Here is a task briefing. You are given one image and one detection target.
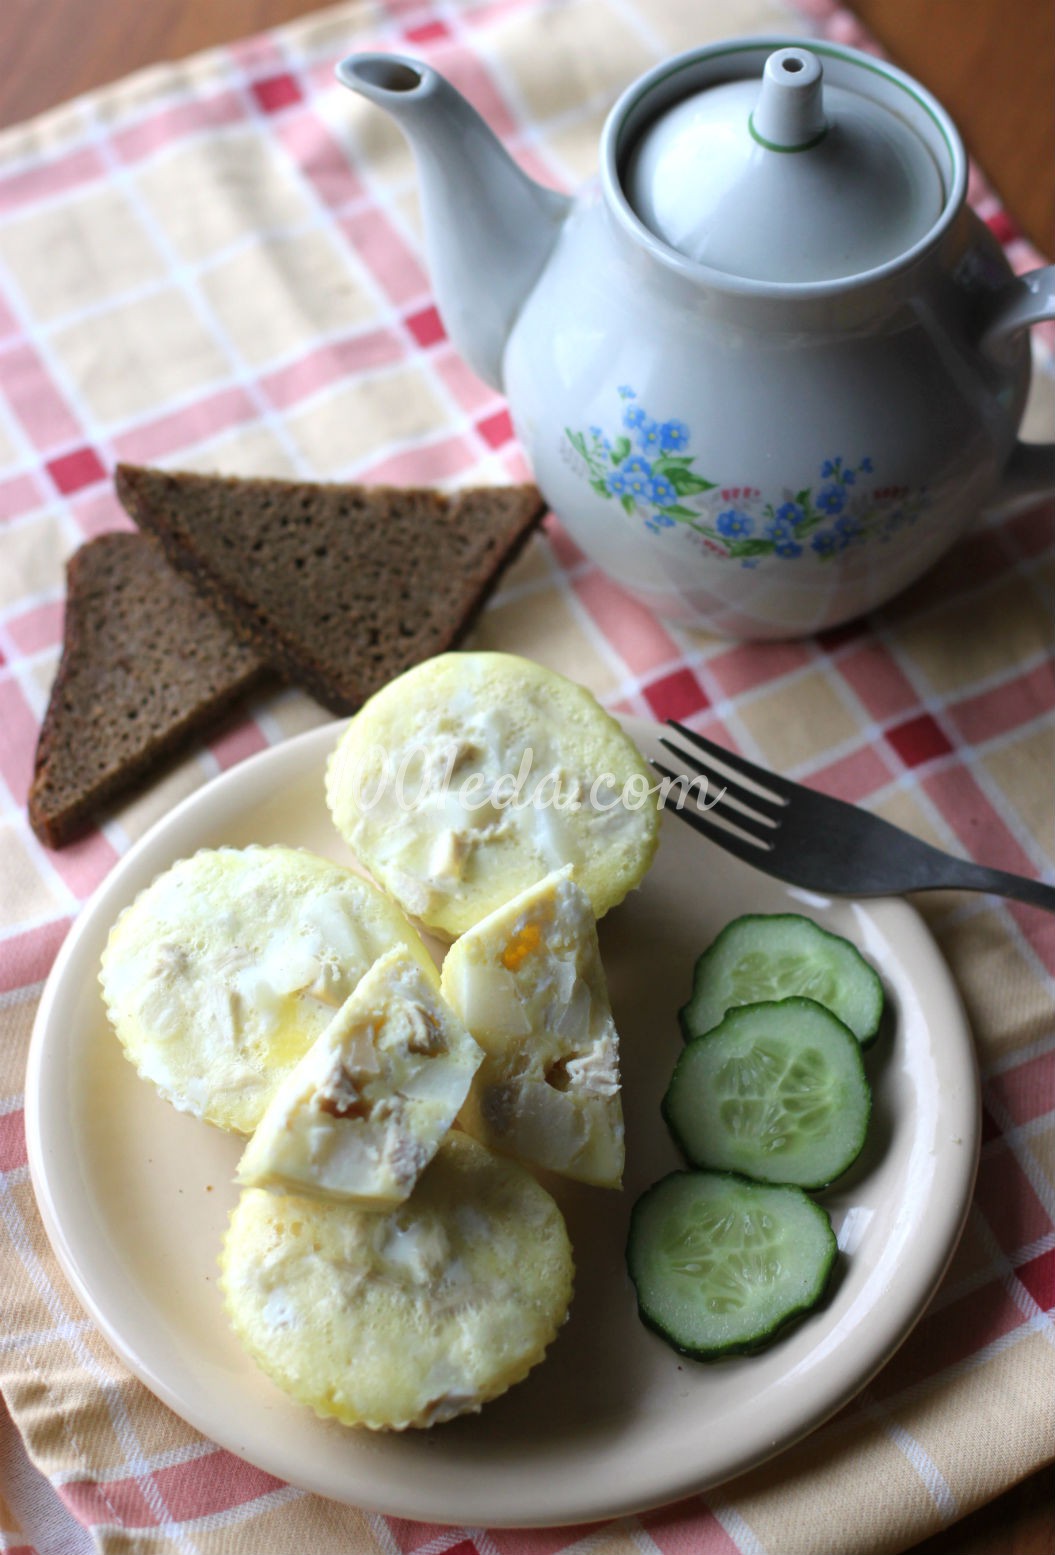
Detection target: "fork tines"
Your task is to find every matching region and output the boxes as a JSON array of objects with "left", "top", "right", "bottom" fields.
[
  {"left": 651, "top": 760, "right": 777, "bottom": 861},
  {"left": 664, "top": 721, "right": 790, "bottom": 803},
  {"left": 654, "top": 721, "right": 796, "bottom": 859}
]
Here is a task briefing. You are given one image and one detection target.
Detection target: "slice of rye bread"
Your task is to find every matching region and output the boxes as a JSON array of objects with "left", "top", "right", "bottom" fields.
[
  {"left": 114, "top": 464, "right": 547, "bottom": 716},
  {"left": 29, "top": 532, "right": 272, "bottom": 848}
]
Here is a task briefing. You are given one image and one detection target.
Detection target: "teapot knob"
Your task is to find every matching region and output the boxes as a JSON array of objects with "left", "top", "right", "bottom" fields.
[{"left": 751, "top": 47, "right": 827, "bottom": 151}]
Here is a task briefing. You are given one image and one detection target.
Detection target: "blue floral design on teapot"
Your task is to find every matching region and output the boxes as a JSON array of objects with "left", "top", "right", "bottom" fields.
[{"left": 563, "top": 388, "right": 929, "bottom": 564}]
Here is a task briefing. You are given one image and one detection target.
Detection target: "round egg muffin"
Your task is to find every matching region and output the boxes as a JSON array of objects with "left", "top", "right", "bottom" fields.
[
  {"left": 220, "top": 1131, "right": 574, "bottom": 1429},
  {"left": 326, "top": 651, "right": 660, "bottom": 939},
  {"left": 100, "top": 845, "right": 436, "bottom": 1134}
]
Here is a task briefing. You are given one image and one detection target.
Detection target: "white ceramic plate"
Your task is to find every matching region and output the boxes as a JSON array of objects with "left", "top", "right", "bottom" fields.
[{"left": 26, "top": 718, "right": 980, "bottom": 1528}]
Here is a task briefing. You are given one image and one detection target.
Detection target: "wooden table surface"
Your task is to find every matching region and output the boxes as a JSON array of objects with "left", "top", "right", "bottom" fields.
[{"left": 2, "top": 1, "right": 1053, "bottom": 1552}]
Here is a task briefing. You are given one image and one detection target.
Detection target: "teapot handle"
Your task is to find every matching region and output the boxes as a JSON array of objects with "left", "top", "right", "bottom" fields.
[{"left": 980, "top": 264, "right": 1055, "bottom": 516}]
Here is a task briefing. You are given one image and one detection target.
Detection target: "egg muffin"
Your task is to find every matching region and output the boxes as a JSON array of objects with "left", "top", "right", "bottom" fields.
[
  {"left": 221, "top": 1131, "right": 574, "bottom": 1429},
  {"left": 100, "top": 844, "right": 435, "bottom": 1133},
  {"left": 442, "top": 865, "right": 624, "bottom": 1187},
  {"left": 236, "top": 946, "right": 483, "bottom": 1207},
  {"left": 325, "top": 651, "right": 659, "bottom": 939}
]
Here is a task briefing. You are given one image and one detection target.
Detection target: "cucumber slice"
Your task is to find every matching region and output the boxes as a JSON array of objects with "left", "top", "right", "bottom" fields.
[
  {"left": 679, "top": 913, "right": 884, "bottom": 1047},
  {"left": 663, "top": 998, "right": 871, "bottom": 1189},
  {"left": 627, "top": 1170, "right": 837, "bottom": 1358}
]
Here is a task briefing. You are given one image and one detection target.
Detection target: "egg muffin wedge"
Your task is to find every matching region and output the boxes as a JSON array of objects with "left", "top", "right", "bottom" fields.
[
  {"left": 442, "top": 866, "right": 624, "bottom": 1187},
  {"left": 236, "top": 946, "right": 483, "bottom": 1207}
]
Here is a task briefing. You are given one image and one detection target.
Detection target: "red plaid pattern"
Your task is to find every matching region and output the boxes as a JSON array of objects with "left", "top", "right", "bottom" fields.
[{"left": 0, "top": 0, "right": 1052, "bottom": 1550}]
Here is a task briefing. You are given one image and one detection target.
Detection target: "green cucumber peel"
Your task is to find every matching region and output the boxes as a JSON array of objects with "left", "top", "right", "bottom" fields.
[
  {"left": 664, "top": 996, "right": 872, "bottom": 1190},
  {"left": 626, "top": 1169, "right": 838, "bottom": 1359},
  {"left": 679, "top": 912, "right": 885, "bottom": 1047}
]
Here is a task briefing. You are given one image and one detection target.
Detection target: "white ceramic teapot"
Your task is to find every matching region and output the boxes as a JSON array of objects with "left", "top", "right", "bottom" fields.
[{"left": 337, "top": 38, "right": 1055, "bottom": 638}]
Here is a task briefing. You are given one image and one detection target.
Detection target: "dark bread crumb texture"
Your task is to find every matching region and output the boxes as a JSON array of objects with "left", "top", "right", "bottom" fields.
[
  {"left": 115, "top": 464, "right": 547, "bottom": 715},
  {"left": 29, "top": 532, "right": 269, "bottom": 848}
]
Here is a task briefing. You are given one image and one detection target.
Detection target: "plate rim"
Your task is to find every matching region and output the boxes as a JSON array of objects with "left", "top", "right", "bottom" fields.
[{"left": 24, "top": 717, "right": 981, "bottom": 1528}]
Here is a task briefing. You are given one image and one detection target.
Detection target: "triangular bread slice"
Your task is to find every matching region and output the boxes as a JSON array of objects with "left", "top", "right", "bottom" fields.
[
  {"left": 29, "top": 532, "right": 270, "bottom": 848},
  {"left": 115, "top": 464, "right": 547, "bottom": 715}
]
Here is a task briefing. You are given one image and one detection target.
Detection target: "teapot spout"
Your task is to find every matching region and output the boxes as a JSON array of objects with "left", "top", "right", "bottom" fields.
[{"left": 337, "top": 54, "right": 571, "bottom": 390}]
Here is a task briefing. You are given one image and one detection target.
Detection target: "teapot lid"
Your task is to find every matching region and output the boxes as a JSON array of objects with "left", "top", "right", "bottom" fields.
[{"left": 623, "top": 46, "right": 945, "bottom": 283}]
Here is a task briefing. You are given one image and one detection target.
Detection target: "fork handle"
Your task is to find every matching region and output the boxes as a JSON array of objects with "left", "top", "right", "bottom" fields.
[{"left": 915, "top": 852, "right": 1055, "bottom": 913}]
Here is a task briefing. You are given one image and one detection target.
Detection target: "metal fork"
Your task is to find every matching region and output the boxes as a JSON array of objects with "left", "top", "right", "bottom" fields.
[{"left": 654, "top": 720, "right": 1055, "bottom": 912}]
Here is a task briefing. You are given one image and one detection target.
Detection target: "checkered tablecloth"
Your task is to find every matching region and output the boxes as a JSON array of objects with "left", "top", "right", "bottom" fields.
[{"left": 0, "top": 0, "right": 1052, "bottom": 1550}]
